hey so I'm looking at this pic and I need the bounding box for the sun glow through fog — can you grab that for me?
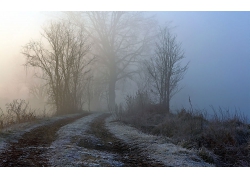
[0,12,47,100]
[0,11,250,119]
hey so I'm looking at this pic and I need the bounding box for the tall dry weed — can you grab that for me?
[0,99,37,129]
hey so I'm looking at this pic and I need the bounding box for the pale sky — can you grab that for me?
[155,12,250,119]
[0,11,249,119]
[0,12,48,99]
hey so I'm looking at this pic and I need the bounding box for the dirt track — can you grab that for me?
[85,114,164,166]
[0,114,89,167]
[0,113,164,167]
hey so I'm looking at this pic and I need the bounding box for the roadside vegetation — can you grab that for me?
[0,99,86,131]
[0,99,37,130]
[114,90,250,167]
[0,12,248,167]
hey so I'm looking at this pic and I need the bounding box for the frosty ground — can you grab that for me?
[0,113,213,167]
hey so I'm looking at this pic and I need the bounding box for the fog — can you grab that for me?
[0,11,249,119]
[0,12,46,108]
[154,12,250,118]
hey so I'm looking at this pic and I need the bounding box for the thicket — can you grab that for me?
[0,99,37,130]
[115,91,250,166]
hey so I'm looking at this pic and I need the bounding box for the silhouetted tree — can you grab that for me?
[22,21,94,115]
[68,12,155,111]
[146,25,188,113]
[29,83,47,103]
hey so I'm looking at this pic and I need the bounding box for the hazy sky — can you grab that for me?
[154,12,250,119]
[0,11,249,119]
[0,12,49,100]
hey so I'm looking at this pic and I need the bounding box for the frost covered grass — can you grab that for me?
[151,108,250,166]
[106,116,213,167]
[117,102,250,166]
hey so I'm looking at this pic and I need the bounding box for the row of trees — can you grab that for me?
[22,12,188,115]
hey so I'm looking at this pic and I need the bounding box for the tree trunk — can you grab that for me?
[166,92,170,114]
[55,58,60,115]
[162,73,171,114]
[108,61,117,111]
[108,78,116,111]
[165,75,170,114]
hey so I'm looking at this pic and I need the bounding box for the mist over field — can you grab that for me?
[154,12,250,120]
[0,11,249,120]
[1,10,250,168]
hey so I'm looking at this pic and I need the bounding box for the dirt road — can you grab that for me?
[0,114,89,166]
[0,113,164,166]
[0,113,212,167]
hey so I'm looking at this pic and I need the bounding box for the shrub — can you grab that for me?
[0,108,4,129]
[119,103,250,166]
[114,90,151,125]
[124,90,152,116]
[0,99,37,129]
[114,103,124,121]
[6,99,37,123]
[171,108,250,166]
[199,116,250,166]
[198,146,218,164]
[151,108,207,143]
[152,117,177,137]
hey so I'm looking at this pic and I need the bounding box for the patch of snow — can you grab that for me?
[105,117,214,167]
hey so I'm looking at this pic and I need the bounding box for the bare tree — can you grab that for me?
[146,25,188,114]
[22,20,94,115]
[83,72,93,112]
[29,83,47,102]
[68,12,155,110]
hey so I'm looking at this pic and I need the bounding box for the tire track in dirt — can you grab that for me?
[81,113,165,167]
[0,113,90,167]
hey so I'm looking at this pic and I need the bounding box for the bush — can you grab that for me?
[199,117,250,166]
[198,146,218,164]
[0,108,4,129]
[151,108,207,142]
[0,99,37,129]
[160,108,250,166]
[124,90,152,116]
[114,90,151,125]
[152,117,177,137]
[120,92,173,130]
[118,103,250,166]
[114,103,124,121]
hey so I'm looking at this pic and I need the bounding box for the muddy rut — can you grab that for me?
[0,113,164,167]
[0,114,89,167]
[81,113,164,167]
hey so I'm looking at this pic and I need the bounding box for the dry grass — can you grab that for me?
[115,92,250,166]
[154,109,250,166]
[0,99,37,130]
